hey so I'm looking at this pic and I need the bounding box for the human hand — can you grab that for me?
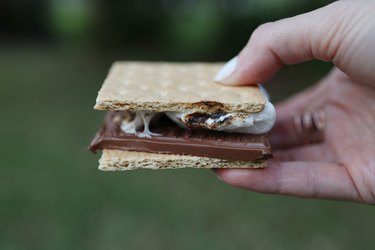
[214,0,375,204]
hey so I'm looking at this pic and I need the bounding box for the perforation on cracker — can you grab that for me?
[95,62,265,113]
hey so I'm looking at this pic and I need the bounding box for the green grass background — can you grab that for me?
[0,46,374,250]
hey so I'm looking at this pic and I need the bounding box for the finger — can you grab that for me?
[217,161,363,202]
[270,84,323,149]
[270,105,324,149]
[273,144,335,162]
[214,1,345,85]
[270,102,312,149]
[269,70,337,149]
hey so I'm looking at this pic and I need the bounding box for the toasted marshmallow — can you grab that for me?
[121,86,275,135]
[165,101,275,134]
[165,86,276,134]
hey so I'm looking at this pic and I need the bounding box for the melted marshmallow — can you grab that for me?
[165,86,276,134]
[120,111,160,138]
[166,102,275,134]
[121,86,276,136]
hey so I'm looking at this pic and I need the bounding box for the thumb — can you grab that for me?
[214,1,348,85]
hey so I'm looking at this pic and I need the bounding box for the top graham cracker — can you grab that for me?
[94,61,265,113]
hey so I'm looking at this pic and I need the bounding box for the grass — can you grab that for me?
[0,45,374,250]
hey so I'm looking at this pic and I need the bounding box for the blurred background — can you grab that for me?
[1,0,374,249]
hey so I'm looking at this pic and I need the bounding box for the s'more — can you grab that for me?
[89,62,276,170]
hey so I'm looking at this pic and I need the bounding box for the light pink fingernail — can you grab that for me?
[214,56,237,84]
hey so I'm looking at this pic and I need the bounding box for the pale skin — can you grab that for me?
[215,0,375,204]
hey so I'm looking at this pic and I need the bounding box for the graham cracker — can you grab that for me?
[98,149,267,171]
[95,61,265,113]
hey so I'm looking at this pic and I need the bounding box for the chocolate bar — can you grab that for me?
[90,112,272,161]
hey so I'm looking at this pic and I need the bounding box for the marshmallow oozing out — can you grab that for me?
[165,86,275,134]
[120,87,276,136]
[120,111,161,138]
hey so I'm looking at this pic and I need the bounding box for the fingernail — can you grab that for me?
[217,173,223,182]
[214,56,237,84]
[212,168,224,181]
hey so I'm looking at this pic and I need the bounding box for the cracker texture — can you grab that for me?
[95,62,265,113]
[98,149,267,171]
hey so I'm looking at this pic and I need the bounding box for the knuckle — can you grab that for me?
[251,22,275,39]
[248,22,276,47]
